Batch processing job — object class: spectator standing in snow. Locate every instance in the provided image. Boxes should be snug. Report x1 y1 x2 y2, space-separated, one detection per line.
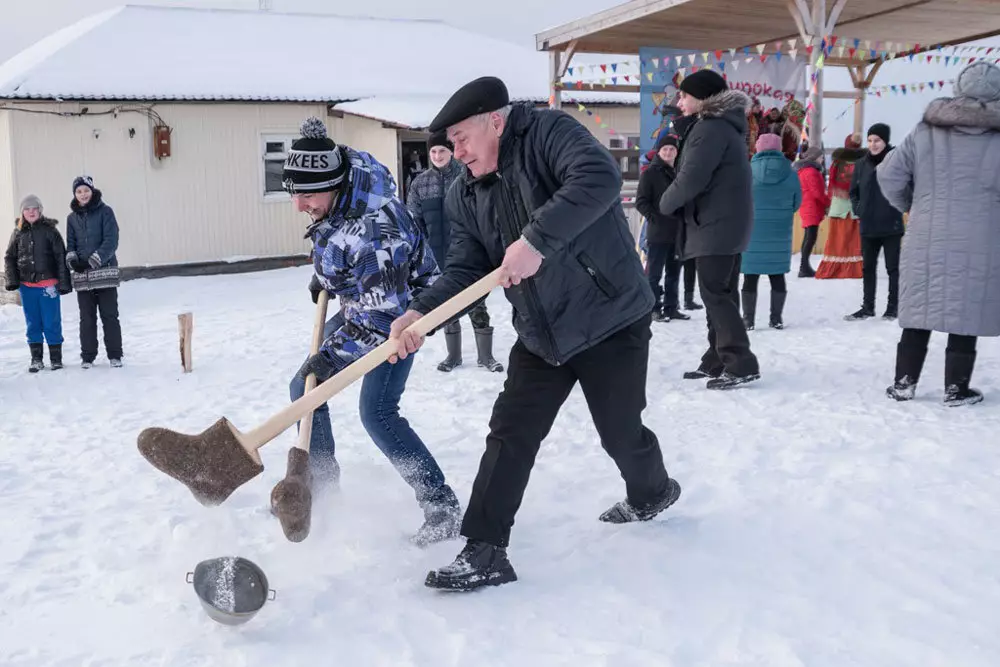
877 61 1000 407
390 76 681 592
815 134 865 279
795 144 831 277
635 133 689 322
406 129 503 373
286 117 463 547
741 134 802 331
65 176 124 368
4 195 72 372
659 69 761 389
845 123 905 321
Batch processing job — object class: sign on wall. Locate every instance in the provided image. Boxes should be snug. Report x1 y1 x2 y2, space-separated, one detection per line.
639 46 808 154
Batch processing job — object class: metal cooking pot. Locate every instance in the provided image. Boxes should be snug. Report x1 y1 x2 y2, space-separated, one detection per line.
186 556 276 626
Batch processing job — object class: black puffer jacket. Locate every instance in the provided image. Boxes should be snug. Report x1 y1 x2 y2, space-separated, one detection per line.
409 103 653 366
406 157 465 267
636 156 681 244
850 149 905 238
4 216 72 293
659 89 754 259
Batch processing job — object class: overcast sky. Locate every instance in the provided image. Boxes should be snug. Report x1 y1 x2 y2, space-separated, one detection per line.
1 0 998 145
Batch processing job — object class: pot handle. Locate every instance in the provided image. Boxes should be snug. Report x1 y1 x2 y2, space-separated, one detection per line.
185 572 194 584
268 589 277 601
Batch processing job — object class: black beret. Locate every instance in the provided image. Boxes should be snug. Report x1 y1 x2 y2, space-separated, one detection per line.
429 76 510 133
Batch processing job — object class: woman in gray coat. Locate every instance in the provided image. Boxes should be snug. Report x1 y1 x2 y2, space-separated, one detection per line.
876 61 1000 406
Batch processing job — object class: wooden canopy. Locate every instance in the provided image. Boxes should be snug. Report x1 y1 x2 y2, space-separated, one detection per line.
536 0 1000 56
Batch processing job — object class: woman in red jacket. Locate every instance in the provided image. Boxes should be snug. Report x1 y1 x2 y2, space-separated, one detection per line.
795 145 831 277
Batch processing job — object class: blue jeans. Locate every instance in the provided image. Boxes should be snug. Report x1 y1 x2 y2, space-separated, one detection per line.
19 284 63 345
289 315 450 507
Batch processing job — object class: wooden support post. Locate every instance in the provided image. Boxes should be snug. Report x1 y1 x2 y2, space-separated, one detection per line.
178 312 193 373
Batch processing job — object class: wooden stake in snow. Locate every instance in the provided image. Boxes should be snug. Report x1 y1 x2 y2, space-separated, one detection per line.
178 312 194 372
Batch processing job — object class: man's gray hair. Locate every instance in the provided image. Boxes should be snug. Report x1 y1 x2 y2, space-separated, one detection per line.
476 104 512 125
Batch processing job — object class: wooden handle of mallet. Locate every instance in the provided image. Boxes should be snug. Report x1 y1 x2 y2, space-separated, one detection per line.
242 267 503 452
295 289 330 452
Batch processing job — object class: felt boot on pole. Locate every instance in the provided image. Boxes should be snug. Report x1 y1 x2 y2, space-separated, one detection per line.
270 290 329 542
137 268 504 507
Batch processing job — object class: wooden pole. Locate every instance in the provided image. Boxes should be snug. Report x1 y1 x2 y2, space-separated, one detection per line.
178 312 193 373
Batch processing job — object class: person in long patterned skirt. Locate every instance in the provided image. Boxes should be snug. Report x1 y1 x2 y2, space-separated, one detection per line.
815 134 865 279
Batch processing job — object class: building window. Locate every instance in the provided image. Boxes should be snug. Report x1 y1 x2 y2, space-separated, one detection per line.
609 134 641 182
261 134 296 199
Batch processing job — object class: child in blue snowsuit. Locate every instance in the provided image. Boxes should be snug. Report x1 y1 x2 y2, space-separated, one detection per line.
282 117 461 547
4 195 72 372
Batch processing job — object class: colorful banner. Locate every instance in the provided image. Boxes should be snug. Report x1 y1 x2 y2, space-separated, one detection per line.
638 46 807 154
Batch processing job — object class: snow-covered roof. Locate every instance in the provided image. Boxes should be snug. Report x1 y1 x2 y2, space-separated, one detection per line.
0 4 637 124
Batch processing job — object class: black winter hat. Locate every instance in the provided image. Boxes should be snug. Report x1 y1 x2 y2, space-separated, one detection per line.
429 76 510 133
867 122 891 145
678 69 728 100
655 133 679 150
72 175 95 193
282 117 348 194
427 129 454 152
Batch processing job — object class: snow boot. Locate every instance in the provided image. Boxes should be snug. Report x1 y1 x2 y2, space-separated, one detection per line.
844 306 875 321
684 292 703 310
882 305 898 321
652 306 669 323
683 366 723 380
474 327 504 373
437 326 463 372
886 340 928 401
110 358 123 368
664 308 690 321
944 348 984 406
769 291 787 329
706 370 761 390
425 539 518 591
741 290 757 330
49 344 63 370
412 485 463 547
599 477 682 524
28 343 44 373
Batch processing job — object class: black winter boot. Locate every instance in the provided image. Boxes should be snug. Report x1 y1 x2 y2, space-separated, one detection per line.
886 340 928 401
684 292 703 310
474 327 504 372
437 326 463 372
769 291 787 329
944 349 983 406
49 344 63 370
425 539 518 591
28 343 44 373
412 485 463 547
599 477 682 523
741 290 757 330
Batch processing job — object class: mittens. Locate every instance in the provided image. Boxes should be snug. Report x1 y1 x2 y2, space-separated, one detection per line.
88 252 102 269
65 252 78 270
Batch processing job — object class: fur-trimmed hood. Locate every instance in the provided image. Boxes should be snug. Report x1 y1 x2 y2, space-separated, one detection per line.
831 146 866 163
923 97 1000 133
697 89 751 135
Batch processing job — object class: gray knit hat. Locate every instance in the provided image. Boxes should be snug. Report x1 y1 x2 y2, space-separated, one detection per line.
19 194 43 214
954 61 1000 102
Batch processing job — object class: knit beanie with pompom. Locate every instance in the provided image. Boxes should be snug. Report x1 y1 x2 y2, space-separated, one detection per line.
282 117 348 194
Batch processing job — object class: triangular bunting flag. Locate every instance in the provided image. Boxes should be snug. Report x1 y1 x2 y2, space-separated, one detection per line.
789 48 798 60
611 63 618 73
577 103 585 112
864 40 871 50
745 56 753 63
775 51 782 61
744 46 751 56
611 76 617 84
719 61 726 72
652 58 659 68
788 38 797 49
600 64 607 73
729 47 736 58
939 80 944 88
575 81 583 90
595 115 602 123
624 75 630 82
702 51 710 62
837 45 846 57
756 43 765 55
715 49 723 61
929 81 935 89
675 55 683 66
731 59 739 70
688 53 697 64
646 72 654 82
678 67 686 77
567 67 573 77
849 47 856 57
853 38 860 48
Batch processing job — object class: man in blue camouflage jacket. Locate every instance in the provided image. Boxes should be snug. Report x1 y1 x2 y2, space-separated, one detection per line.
283 117 461 547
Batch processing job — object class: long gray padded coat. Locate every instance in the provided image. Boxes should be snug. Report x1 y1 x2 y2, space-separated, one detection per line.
876 61 1000 337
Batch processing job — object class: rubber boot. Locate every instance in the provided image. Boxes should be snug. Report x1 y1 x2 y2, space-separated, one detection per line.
741 290 757 331
944 348 983 406
437 324 462 372
885 339 928 401
49 344 63 370
474 327 504 372
769 291 787 329
28 343 44 373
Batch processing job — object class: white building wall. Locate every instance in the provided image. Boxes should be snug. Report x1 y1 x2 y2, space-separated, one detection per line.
0 110 15 225
8 101 400 268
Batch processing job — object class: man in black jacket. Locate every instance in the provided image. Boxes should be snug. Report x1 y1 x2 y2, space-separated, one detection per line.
389 76 682 592
845 122 905 321
636 133 690 322
659 70 760 390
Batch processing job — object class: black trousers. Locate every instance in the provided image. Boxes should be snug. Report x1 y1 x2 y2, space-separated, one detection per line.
901 328 977 353
683 258 697 296
646 242 681 313
77 288 123 362
862 235 902 311
461 314 670 547
742 273 787 293
696 255 759 376
800 226 819 264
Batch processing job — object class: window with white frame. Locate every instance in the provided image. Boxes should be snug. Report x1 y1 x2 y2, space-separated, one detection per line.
261 134 296 198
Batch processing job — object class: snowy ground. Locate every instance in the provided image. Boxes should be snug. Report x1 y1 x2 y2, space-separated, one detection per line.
2 263 1000 667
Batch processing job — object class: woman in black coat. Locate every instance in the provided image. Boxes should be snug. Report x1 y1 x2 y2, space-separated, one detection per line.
4 195 72 372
